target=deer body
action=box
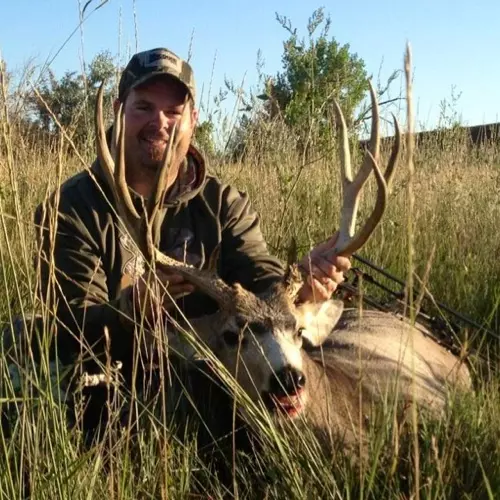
[301,309,471,438]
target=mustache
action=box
[139,128,169,142]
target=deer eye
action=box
[223,330,243,347]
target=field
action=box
[0,57,500,499]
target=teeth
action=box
[141,138,166,143]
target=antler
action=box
[94,82,234,308]
[284,82,401,304]
[331,80,401,257]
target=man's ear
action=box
[295,299,344,347]
[191,106,199,129]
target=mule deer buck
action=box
[94,80,472,448]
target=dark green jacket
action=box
[35,145,284,370]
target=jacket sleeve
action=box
[34,197,134,370]
[219,185,285,294]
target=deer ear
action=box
[296,299,344,347]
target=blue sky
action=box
[1,0,499,133]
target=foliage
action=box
[224,8,404,160]
[272,9,367,120]
[27,50,116,147]
[255,8,368,150]
[194,119,216,158]
[224,8,372,160]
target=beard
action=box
[137,130,169,171]
[123,122,192,183]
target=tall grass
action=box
[0,54,499,498]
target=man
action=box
[35,47,350,401]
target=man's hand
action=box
[296,232,351,303]
[129,269,196,322]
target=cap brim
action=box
[126,71,193,99]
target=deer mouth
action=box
[264,389,307,418]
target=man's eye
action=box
[297,327,306,338]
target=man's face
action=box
[115,76,198,180]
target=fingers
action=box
[134,270,196,316]
[156,270,187,286]
[156,271,196,305]
[296,231,352,304]
[309,276,336,300]
[297,275,335,303]
[311,257,349,282]
[328,254,351,274]
[301,254,351,280]
[155,270,197,295]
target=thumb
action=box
[320,231,340,251]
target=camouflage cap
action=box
[118,47,196,102]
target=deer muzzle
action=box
[265,365,307,417]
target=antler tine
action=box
[345,80,380,193]
[142,121,179,261]
[110,98,121,158]
[335,115,401,256]
[96,82,141,239]
[333,94,353,185]
[115,104,142,222]
[335,152,388,256]
[331,81,401,257]
[142,94,194,262]
[365,80,381,175]
[95,82,119,205]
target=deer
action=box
[93,80,473,451]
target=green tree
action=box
[28,50,116,148]
[194,119,216,158]
[259,8,369,147]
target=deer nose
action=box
[269,366,306,397]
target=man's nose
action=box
[150,111,175,129]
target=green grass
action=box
[1,60,500,498]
